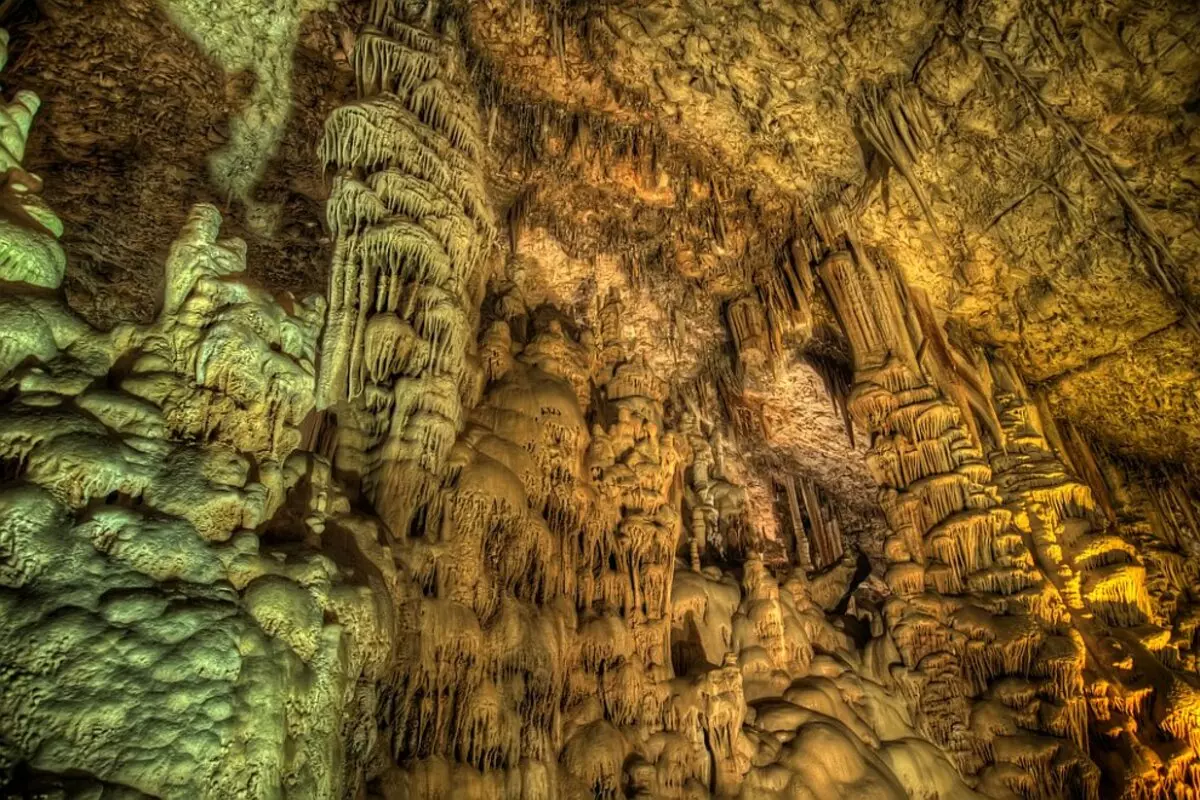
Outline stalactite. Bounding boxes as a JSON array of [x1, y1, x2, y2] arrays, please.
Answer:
[[909, 286, 1005, 454], [318, 2, 494, 536], [854, 81, 941, 241], [1057, 419, 1121, 528], [800, 478, 842, 569], [0, 32, 65, 290], [726, 294, 771, 371], [782, 474, 813, 571], [805, 350, 855, 447], [818, 251, 891, 368]]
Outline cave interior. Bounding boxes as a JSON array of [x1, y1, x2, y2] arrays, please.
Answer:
[[2, 0, 1200, 798]]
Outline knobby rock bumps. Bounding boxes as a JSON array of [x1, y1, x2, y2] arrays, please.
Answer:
[[0, 29, 392, 797]]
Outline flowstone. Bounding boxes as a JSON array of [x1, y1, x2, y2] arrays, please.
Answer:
[[0, 54, 393, 791], [0, 205, 393, 796]]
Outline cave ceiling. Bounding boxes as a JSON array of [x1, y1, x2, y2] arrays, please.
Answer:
[[13, 0, 1200, 473], [463, 0, 1200, 468]]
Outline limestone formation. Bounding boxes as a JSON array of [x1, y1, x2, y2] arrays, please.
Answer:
[[0, 30, 63, 289], [317, 0, 495, 538], [3, 2, 1200, 799], [0, 134, 391, 799]]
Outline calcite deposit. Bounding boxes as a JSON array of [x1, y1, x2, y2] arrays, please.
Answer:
[[2, 0, 1200, 798]]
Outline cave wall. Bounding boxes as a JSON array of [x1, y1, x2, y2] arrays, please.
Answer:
[[1, 1, 1200, 799]]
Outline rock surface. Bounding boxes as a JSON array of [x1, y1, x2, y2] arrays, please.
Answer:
[[1, 1, 1199, 799]]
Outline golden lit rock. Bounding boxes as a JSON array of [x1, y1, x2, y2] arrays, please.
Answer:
[[1, 1, 1199, 798]]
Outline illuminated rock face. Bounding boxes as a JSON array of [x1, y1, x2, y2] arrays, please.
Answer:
[[4, 3, 1200, 800], [0, 61, 392, 796], [821, 242, 1200, 798]]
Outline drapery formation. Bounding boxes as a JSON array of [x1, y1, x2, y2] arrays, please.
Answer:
[[317, 0, 494, 534], [820, 232, 1200, 798]]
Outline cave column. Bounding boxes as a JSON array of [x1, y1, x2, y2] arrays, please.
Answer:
[[819, 247, 1003, 767], [315, 0, 494, 534], [819, 242, 1118, 793]]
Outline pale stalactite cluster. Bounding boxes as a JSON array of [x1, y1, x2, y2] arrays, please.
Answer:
[[358, 196, 982, 796], [682, 410, 750, 568], [317, 0, 495, 538], [377, 287, 982, 797]]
